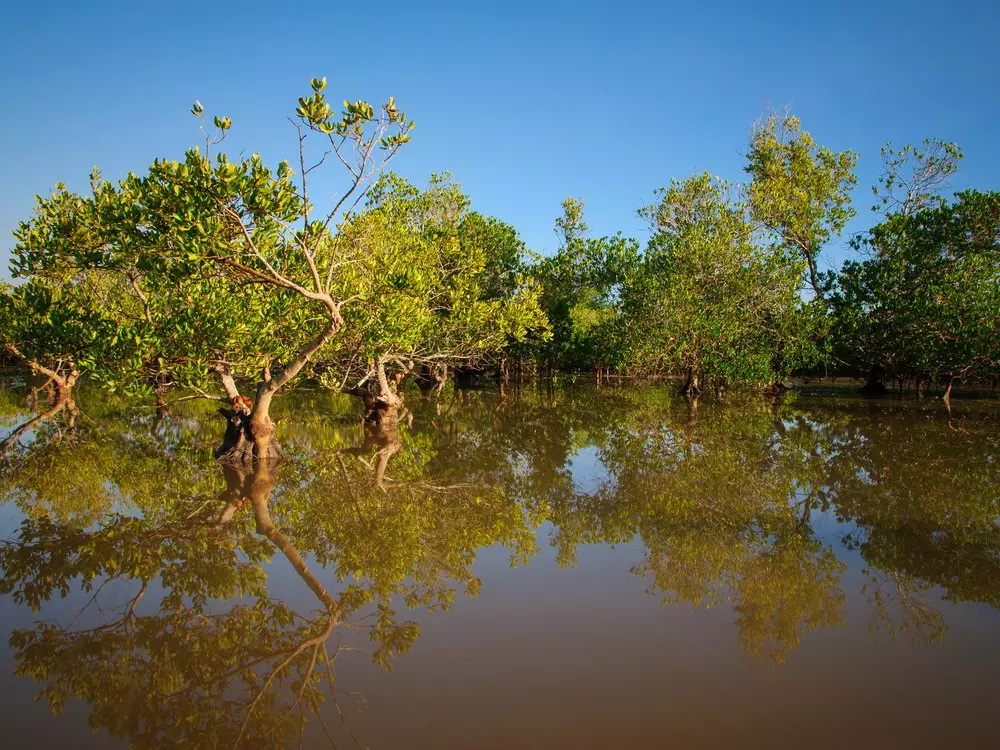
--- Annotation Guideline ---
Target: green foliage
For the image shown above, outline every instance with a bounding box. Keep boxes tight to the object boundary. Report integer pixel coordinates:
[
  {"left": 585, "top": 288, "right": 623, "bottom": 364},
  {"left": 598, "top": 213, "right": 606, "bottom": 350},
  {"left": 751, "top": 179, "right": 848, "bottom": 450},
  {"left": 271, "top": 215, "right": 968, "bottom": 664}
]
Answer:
[
  {"left": 3, "top": 84, "right": 996, "bottom": 400},
  {"left": 832, "top": 189, "right": 1000, "bottom": 384},
  {"left": 746, "top": 112, "right": 858, "bottom": 300},
  {"left": 312, "top": 173, "right": 547, "bottom": 387},
  {"left": 8, "top": 79, "right": 420, "bottom": 404},
  {"left": 0, "top": 277, "right": 106, "bottom": 383},
  {"left": 530, "top": 197, "right": 639, "bottom": 370},
  {"left": 618, "top": 173, "right": 817, "bottom": 386}
]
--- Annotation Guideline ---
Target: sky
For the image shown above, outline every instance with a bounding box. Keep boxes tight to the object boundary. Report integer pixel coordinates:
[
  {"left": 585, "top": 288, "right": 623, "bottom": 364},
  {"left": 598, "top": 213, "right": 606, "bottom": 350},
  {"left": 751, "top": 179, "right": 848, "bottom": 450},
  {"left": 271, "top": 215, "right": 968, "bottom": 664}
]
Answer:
[{"left": 1, "top": 0, "right": 998, "bottom": 279}]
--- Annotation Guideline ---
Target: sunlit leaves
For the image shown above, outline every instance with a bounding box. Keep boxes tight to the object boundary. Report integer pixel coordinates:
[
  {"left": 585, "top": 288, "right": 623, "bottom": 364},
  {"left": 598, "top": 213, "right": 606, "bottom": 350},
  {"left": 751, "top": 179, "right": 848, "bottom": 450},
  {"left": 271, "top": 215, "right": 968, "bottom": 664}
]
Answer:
[
  {"left": 746, "top": 112, "right": 858, "bottom": 300},
  {"left": 832, "top": 190, "right": 1000, "bottom": 384},
  {"left": 621, "top": 172, "right": 815, "bottom": 386}
]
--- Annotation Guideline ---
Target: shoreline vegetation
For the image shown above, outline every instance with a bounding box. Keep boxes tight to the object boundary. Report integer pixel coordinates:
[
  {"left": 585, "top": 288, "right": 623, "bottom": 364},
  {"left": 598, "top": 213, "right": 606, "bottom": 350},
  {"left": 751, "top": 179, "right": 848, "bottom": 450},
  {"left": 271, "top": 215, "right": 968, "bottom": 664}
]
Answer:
[{"left": 2, "top": 79, "right": 997, "bottom": 457}]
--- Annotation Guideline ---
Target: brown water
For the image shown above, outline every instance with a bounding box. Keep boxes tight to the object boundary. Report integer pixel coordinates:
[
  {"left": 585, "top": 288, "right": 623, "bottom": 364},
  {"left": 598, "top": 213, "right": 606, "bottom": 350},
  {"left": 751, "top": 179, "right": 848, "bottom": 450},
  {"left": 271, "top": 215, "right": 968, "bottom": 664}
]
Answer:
[{"left": 1, "top": 379, "right": 998, "bottom": 749}]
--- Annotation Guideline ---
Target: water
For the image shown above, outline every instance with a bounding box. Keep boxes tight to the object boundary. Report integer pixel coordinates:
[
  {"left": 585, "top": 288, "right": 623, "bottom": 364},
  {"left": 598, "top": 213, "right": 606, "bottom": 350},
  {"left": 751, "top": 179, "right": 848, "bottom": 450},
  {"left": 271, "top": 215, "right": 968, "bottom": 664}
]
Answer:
[{"left": 1, "top": 379, "right": 998, "bottom": 749}]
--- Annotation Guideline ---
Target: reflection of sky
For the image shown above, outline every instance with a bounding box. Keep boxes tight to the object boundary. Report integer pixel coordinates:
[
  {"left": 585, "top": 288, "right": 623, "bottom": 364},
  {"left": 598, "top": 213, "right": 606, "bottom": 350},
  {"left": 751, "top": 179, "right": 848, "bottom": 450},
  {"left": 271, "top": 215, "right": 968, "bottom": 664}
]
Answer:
[{"left": 565, "top": 443, "right": 607, "bottom": 495}]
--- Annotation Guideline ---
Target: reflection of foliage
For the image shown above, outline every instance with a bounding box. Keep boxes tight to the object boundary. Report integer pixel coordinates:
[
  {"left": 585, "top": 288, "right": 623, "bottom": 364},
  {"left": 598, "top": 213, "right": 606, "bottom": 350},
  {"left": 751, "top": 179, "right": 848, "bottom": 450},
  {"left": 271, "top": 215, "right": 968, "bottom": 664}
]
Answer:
[
  {"left": 827, "top": 400, "right": 1000, "bottom": 641},
  {"left": 2, "top": 381, "right": 1000, "bottom": 744},
  {"left": 10, "top": 598, "right": 331, "bottom": 748},
  {"left": 549, "top": 393, "right": 847, "bottom": 663},
  {"left": 1, "top": 388, "right": 219, "bottom": 526},
  {"left": 0, "top": 386, "right": 540, "bottom": 746},
  {"left": 860, "top": 568, "right": 947, "bottom": 645}
]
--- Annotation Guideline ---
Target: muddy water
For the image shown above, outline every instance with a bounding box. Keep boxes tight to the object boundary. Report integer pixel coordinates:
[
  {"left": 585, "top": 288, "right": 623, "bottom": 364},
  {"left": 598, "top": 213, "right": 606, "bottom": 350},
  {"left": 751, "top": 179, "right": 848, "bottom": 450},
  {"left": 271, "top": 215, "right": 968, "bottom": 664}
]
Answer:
[{"left": 1, "top": 380, "right": 998, "bottom": 748}]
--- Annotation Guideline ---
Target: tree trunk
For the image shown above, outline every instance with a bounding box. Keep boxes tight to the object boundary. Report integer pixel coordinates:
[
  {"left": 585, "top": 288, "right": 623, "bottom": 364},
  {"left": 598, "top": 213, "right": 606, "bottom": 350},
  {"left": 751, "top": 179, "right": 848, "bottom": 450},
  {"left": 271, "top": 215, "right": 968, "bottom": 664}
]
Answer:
[
  {"left": 943, "top": 375, "right": 955, "bottom": 403},
  {"left": 344, "top": 356, "right": 408, "bottom": 429},
  {"left": 214, "top": 399, "right": 285, "bottom": 463},
  {"left": 4, "top": 345, "right": 79, "bottom": 399},
  {"left": 681, "top": 367, "right": 701, "bottom": 396},
  {"left": 416, "top": 363, "right": 448, "bottom": 401},
  {"left": 213, "top": 309, "right": 341, "bottom": 463},
  {"left": 213, "top": 365, "right": 285, "bottom": 463}
]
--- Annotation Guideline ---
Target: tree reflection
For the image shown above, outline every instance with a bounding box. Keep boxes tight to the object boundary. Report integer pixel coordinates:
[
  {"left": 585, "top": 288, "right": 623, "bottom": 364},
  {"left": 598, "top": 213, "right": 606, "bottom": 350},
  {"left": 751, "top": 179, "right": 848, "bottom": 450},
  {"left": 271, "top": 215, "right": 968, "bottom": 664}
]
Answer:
[
  {"left": 546, "top": 392, "right": 846, "bottom": 663},
  {"left": 823, "top": 401, "right": 1000, "bottom": 643},
  {"left": 1, "top": 381, "right": 1000, "bottom": 745},
  {"left": 0, "top": 395, "right": 537, "bottom": 747}
]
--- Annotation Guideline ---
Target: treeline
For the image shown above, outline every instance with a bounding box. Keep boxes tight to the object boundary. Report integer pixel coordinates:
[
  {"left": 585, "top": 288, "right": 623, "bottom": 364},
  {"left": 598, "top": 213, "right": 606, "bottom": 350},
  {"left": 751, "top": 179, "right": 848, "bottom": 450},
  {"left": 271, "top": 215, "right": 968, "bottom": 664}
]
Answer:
[
  {"left": 2, "top": 80, "right": 998, "bottom": 457},
  {"left": 519, "top": 128, "right": 999, "bottom": 397}
]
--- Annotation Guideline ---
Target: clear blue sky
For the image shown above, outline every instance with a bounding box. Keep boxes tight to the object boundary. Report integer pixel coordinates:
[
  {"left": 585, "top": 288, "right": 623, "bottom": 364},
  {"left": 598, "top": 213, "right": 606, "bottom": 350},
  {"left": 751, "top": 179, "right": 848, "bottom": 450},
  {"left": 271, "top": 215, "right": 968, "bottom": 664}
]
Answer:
[{"left": 2, "top": 0, "right": 997, "bottom": 279}]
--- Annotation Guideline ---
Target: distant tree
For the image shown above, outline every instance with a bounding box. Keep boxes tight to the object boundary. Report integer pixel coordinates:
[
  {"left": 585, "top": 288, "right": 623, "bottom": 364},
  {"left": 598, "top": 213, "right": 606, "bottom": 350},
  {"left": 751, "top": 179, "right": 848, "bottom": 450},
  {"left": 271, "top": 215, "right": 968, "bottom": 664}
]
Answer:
[{"left": 531, "top": 198, "right": 639, "bottom": 372}]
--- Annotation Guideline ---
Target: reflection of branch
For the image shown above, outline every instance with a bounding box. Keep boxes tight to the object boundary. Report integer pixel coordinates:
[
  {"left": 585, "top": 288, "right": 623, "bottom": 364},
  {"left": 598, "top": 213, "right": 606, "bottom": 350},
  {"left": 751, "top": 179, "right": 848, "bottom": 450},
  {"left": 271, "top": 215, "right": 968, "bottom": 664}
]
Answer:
[
  {"left": 865, "top": 568, "right": 947, "bottom": 644},
  {"left": 57, "top": 580, "right": 148, "bottom": 637},
  {"left": 235, "top": 612, "right": 337, "bottom": 749},
  {"left": 0, "top": 393, "right": 76, "bottom": 459},
  {"left": 230, "top": 462, "right": 344, "bottom": 748},
  {"left": 252, "top": 494, "right": 338, "bottom": 614}
]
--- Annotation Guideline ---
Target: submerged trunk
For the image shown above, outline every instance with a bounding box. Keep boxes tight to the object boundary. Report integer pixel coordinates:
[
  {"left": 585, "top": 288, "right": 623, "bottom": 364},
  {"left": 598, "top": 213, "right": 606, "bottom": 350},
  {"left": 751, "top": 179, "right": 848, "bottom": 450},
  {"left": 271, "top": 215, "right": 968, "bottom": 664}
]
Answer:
[
  {"left": 859, "top": 365, "right": 886, "bottom": 396},
  {"left": 213, "top": 310, "right": 342, "bottom": 464},
  {"left": 215, "top": 399, "right": 285, "bottom": 463},
  {"left": 681, "top": 367, "right": 701, "bottom": 396},
  {"left": 213, "top": 365, "right": 285, "bottom": 463},
  {"left": 416, "top": 363, "right": 448, "bottom": 401},
  {"left": 4, "top": 346, "right": 79, "bottom": 398},
  {"left": 345, "top": 356, "right": 408, "bottom": 429}
]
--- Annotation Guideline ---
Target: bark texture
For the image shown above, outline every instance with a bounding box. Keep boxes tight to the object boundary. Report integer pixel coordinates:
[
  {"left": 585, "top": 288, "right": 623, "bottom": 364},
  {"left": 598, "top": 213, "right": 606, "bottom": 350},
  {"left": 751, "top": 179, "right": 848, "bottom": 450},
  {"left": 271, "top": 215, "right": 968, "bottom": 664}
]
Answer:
[{"left": 344, "top": 355, "right": 408, "bottom": 429}]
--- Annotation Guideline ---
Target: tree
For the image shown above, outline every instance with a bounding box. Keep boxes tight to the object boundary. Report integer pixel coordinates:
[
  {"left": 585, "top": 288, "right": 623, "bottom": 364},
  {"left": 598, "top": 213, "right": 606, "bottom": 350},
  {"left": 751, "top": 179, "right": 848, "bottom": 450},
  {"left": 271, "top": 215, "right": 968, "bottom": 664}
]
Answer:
[
  {"left": 11, "top": 77, "right": 416, "bottom": 462},
  {"left": 872, "top": 138, "right": 964, "bottom": 218},
  {"left": 620, "top": 173, "right": 811, "bottom": 392},
  {"left": 833, "top": 189, "right": 1000, "bottom": 395},
  {"left": 311, "top": 173, "right": 547, "bottom": 424},
  {"left": 0, "top": 278, "right": 97, "bottom": 396},
  {"left": 745, "top": 112, "right": 858, "bottom": 302},
  {"left": 530, "top": 197, "right": 638, "bottom": 373},
  {"left": 829, "top": 139, "right": 998, "bottom": 395}
]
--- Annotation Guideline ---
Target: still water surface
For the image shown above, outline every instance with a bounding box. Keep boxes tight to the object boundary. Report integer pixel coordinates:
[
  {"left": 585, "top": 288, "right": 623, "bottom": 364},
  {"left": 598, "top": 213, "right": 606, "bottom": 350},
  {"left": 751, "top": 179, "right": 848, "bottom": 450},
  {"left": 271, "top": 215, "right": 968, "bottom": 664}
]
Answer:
[{"left": 0, "top": 379, "right": 998, "bottom": 748}]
